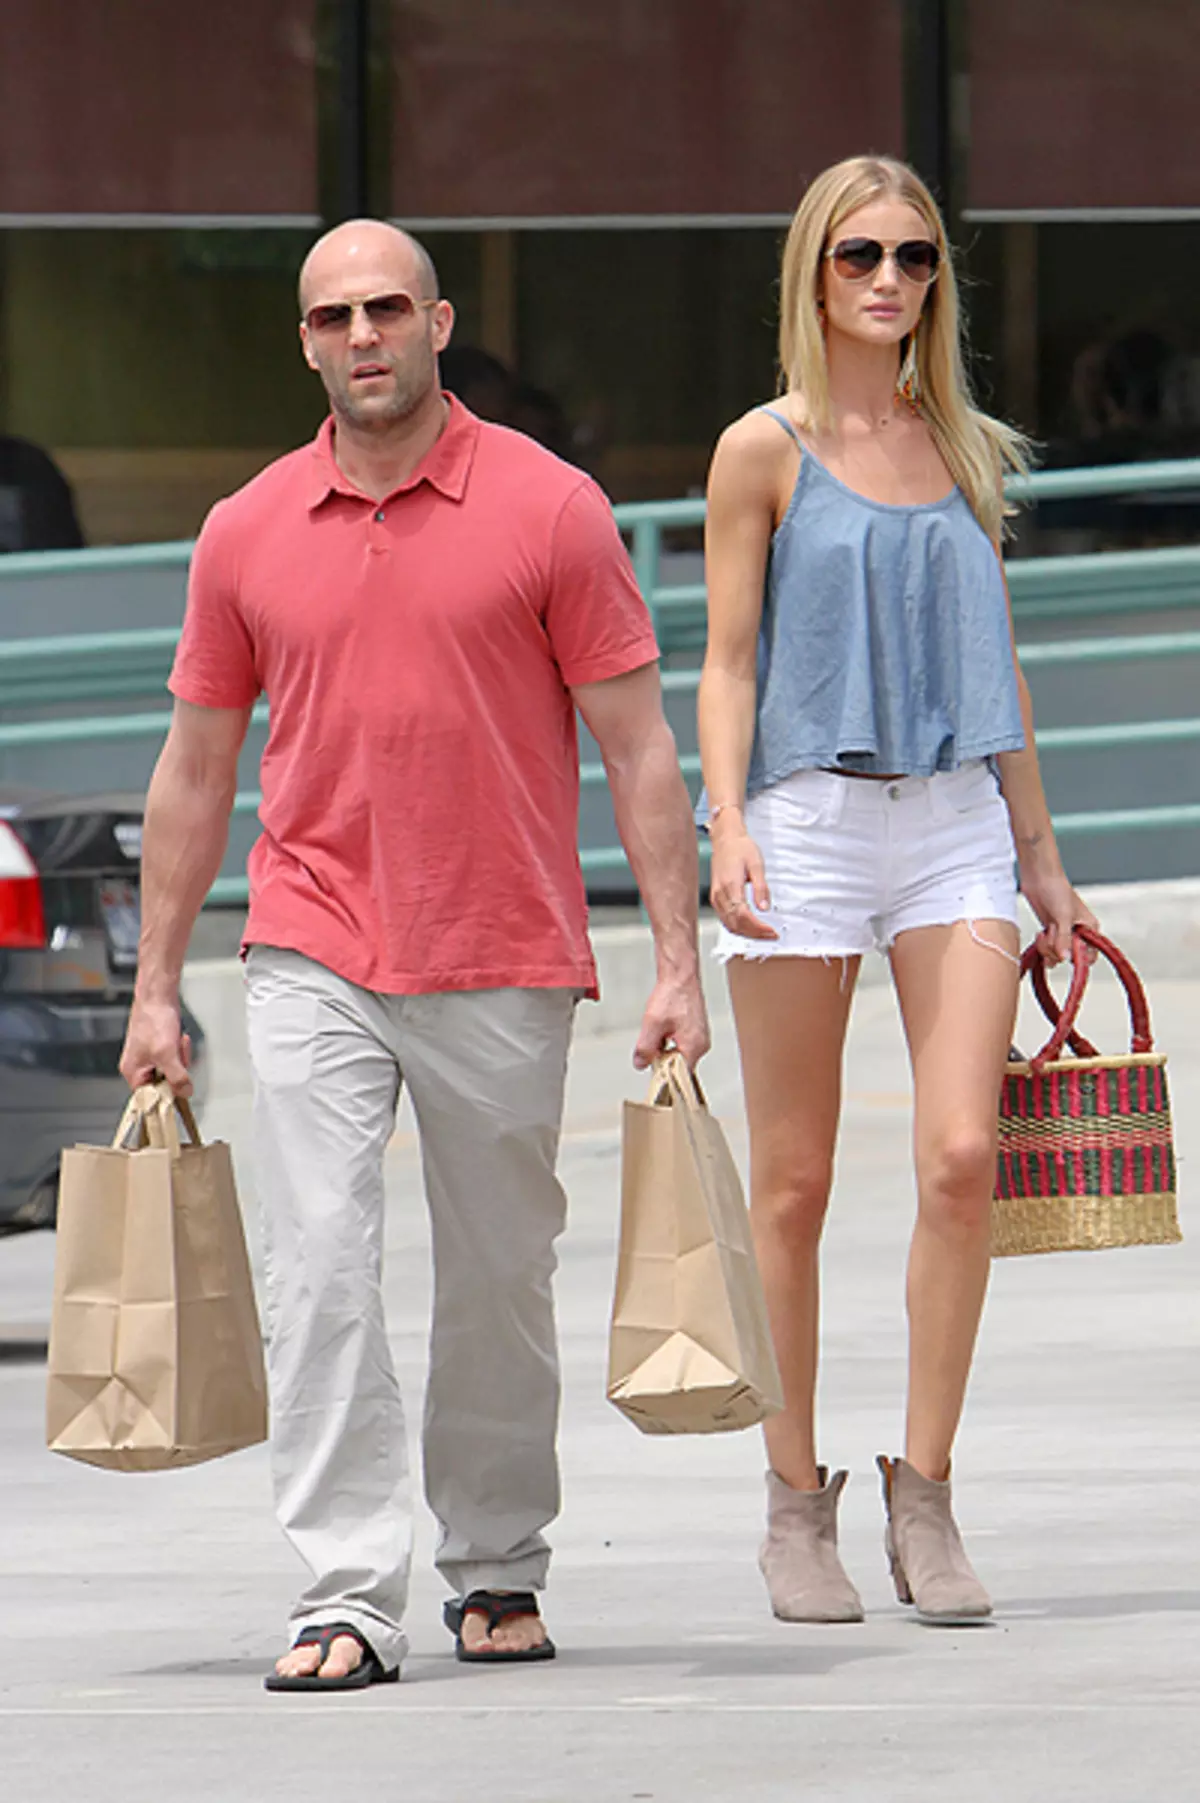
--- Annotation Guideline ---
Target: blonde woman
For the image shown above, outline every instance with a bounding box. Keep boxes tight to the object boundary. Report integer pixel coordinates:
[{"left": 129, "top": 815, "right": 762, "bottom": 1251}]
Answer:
[{"left": 698, "top": 156, "right": 1096, "bottom": 1624}]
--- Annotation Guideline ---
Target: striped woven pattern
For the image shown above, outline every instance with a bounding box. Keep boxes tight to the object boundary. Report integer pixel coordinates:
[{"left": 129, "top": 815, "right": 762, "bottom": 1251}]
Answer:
[{"left": 993, "top": 1056, "right": 1180, "bottom": 1256}]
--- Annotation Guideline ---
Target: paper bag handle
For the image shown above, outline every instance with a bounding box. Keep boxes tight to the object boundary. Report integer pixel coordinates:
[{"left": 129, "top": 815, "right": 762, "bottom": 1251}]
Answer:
[
  {"left": 112, "top": 1081, "right": 203, "bottom": 1156},
  {"left": 646, "top": 1049, "right": 709, "bottom": 1111}
]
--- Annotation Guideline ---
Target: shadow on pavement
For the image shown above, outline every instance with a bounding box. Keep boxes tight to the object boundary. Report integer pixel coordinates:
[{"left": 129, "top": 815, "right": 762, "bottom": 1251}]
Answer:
[
  {"left": 144, "top": 1656, "right": 273, "bottom": 1679},
  {"left": 139, "top": 1641, "right": 894, "bottom": 1686},
  {"left": 443, "top": 1640, "right": 895, "bottom": 1682},
  {"left": 1003, "top": 1591, "right": 1200, "bottom": 1621}
]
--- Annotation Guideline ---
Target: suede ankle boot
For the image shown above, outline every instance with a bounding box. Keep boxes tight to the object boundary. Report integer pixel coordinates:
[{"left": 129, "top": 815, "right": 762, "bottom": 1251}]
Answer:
[
  {"left": 876, "top": 1455, "right": 992, "bottom": 1624},
  {"left": 760, "top": 1467, "right": 864, "bottom": 1623}
]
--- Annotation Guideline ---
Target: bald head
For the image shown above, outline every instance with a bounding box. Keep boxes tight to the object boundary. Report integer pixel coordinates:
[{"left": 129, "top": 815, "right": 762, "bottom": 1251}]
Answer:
[{"left": 298, "top": 220, "right": 439, "bottom": 314}]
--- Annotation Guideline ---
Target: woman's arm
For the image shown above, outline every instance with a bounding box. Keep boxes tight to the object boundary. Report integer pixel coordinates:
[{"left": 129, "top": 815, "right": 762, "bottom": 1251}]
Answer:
[
  {"left": 994, "top": 561, "right": 1099, "bottom": 962},
  {"left": 697, "top": 416, "right": 787, "bottom": 940}
]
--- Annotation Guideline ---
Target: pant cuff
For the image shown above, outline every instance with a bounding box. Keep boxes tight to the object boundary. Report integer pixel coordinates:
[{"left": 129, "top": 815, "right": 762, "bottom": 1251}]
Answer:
[{"left": 440, "top": 1556, "right": 551, "bottom": 1599}]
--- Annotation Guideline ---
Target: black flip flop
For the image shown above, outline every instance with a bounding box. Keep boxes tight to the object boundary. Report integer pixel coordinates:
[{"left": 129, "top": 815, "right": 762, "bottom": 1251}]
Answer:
[
  {"left": 264, "top": 1621, "right": 400, "bottom": 1692},
  {"left": 443, "top": 1590, "right": 557, "bottom": 1664}
]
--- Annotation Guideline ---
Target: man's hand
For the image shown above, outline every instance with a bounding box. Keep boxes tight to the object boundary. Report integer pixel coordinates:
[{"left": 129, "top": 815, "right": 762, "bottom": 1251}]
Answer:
[
  {"left": 633, "top": 971, "right": 711, "bottom": 1071},
  {"left": 120, "top": 994, "right": 193, "bottom": 1095}
]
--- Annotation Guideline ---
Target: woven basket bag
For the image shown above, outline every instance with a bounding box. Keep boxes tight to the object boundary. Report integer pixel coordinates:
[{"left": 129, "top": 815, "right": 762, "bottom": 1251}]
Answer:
[{"left": 993, "top": 923, "right": 1180, "bottom": 1257}]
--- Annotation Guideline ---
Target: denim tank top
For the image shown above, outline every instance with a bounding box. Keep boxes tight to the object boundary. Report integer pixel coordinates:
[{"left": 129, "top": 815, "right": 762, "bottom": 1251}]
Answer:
[{"left": 737, "top": 407, "right": 1025, "bottom": 797}]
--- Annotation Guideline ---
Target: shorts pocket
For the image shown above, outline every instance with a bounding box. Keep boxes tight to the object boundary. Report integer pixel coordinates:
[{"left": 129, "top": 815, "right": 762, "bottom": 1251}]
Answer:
[
  {"left": 758, "top": 769, "right": 848, "bottom": 829},
  {"left": 934, "top": 762, "right": 1002, "bottom": 819}
]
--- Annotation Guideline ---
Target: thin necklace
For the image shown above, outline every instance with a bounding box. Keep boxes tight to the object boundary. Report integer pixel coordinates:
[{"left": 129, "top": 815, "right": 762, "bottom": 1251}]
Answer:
[{"left": 829, "top": 397, "right": 901, "bottom": 436}]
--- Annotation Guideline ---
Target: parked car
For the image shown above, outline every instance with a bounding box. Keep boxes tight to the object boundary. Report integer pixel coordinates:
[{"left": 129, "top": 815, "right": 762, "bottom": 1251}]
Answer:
[{"left": 0, "top": 787, "right": 205, "bottom": 1230}]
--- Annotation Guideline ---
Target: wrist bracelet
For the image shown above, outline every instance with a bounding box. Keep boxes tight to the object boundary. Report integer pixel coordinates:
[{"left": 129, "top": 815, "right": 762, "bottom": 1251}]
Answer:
[{"left": 706, "top": 801, "right": 744, "bottom": 833}]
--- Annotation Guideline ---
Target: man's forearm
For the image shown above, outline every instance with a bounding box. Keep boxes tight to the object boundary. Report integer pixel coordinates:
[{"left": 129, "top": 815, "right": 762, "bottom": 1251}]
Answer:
[
  {"left": 605, "top": 723, "right": 701, "bottom": 977},
  {"left": 136, "top": 750, "right": 236, "bottom": 1004}
]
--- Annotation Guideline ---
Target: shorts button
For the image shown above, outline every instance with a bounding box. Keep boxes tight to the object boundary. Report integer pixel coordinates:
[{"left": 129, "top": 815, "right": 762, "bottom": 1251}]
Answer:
[{"left": 888, "top": 784, "right": 901, "bottom": 800}]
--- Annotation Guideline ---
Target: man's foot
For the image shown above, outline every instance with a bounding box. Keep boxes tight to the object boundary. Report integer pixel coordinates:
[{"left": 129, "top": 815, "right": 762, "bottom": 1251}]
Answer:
[
  {"left": 443, "top": 1590, "right": 557, "bottom": 1663},
  {"left": 264, "top": 1622, "right": 400, "bottom": 1692},
  {"left": 274, "top": 1632, "right": 365, "bottom": 1682},
  {"left": 461, "top": 1599, "right": 548, "bottom": 1657}
]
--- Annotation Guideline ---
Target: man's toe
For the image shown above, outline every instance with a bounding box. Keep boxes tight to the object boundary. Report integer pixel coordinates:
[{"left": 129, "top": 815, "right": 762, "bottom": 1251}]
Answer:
[
  {"left": 492, "top": 1616, "right": 545, "bottom": 1654},
  {"left": 318, "top": 1633, "right": 365, "bottom": 1679},
  {"left": 460, "top": 1613, "right": 494, "bottom": 1655},
  {"left": 275, "top": 1644, "right": 322, "bottom": 1679}
]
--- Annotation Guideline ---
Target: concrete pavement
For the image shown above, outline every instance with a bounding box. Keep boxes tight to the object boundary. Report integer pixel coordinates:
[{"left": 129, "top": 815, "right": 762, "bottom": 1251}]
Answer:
[{"left": 1, "top": 957, "right": 1197, "bottom": 1801}]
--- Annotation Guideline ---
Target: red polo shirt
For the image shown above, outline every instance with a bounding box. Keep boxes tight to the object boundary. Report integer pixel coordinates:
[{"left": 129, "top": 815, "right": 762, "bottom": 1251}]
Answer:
[{"left": 170, "top": 399, "right": 658, "bottom": 995}]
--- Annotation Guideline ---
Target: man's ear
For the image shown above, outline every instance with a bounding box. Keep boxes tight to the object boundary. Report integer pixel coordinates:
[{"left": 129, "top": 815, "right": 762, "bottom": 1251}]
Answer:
[
  {"left": 299, "top": 323, "right": 320, "bottom": 373},
  {"left": 432, "top": 300, "right": 456, "bottom": 357}
]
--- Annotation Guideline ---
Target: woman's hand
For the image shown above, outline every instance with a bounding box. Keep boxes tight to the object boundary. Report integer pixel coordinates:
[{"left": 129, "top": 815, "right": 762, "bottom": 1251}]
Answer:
[
  {"left": 1019, "top": 855, "right": 1099, "bottom": 965},
  {"left": 709, "top": 813, "right": 779, "bottom": 941}
]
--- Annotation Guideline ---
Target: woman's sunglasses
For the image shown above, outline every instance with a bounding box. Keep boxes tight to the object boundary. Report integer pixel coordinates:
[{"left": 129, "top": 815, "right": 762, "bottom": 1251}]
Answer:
[
  {"left": 305, "top": 291, "right": 439, "bottom": 334},
  {"left": 826, "top": 238, "right": 940, "bottom": 285}
]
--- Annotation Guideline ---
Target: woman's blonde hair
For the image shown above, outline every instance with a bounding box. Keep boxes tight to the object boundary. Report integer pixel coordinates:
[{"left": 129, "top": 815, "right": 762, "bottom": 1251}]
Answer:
[{"left": 779, "top": 155, "right": 1028, "bottom": 541}]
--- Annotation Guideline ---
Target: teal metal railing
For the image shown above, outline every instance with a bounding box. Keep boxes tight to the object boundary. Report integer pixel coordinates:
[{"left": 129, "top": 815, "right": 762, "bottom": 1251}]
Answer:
[{"left": 2, "top": 456, "right": 1200, "bottom": 900}]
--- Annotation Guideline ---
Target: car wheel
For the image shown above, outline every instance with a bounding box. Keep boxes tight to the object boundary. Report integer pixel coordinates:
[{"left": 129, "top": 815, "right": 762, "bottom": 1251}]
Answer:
[{"left": 21, "top": 1176, "right": 59, "bottom": 1231}]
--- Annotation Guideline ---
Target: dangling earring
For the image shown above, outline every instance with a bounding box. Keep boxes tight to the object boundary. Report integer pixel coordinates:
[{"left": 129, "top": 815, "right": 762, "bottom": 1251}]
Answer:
[{"left": 897, "top": 328, "right": 920, "bottom": 405}]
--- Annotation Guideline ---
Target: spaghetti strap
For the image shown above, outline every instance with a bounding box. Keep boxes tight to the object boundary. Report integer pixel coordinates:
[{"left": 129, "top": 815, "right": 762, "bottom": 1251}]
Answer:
[{"left": 759, "top": 405, "right": 803, "bottom": 448}]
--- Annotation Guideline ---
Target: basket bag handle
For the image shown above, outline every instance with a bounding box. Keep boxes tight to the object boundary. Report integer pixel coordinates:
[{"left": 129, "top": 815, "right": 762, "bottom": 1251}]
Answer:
[{"left": 1023, "top": 924, "right": 1154, "bottom": 1074}]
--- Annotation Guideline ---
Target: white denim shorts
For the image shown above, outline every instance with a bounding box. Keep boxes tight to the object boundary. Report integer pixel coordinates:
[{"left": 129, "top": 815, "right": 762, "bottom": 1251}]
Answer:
[{"left": 714, "top": 760, "right": 1019, "bottom": 963}]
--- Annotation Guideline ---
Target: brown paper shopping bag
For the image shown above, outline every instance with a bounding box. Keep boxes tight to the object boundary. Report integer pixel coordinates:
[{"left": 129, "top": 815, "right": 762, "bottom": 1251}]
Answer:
[
  {"left": 607, "top": 1052, "right": 783, "bottom": 1434},
  {"left": 47, "top": 1081, "right": 268, "bottom": 1470}
]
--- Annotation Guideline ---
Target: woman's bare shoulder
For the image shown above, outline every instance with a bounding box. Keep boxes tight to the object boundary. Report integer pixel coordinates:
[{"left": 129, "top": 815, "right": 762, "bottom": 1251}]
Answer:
[
  {"left": 717, "top": 401, "right": 800, "bottom": 452},
  {"left": 711, "top": 402, "right": 800, "bottom": 494}
]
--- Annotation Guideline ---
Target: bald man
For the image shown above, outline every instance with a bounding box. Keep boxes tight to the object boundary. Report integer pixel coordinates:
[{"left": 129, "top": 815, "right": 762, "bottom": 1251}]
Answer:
[{"left": 121, "top": 221, "right": 708, "bottom": 1690}]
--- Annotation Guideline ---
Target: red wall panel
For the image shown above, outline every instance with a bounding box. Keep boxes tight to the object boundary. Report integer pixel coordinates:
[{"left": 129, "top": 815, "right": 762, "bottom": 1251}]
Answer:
[
  {"left": 391, "top": 0, "right": 904, "bottom": 220},
  {"left": 969, "top": 0, "right": 1200, "bottom": 213},
  {"left": 0, "top": 1, "right": 318, "bottom": 217}
]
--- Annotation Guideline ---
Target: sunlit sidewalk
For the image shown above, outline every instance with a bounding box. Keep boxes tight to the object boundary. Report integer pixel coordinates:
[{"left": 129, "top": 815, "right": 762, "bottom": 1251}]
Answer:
[{"left": 1, "top": 970, "right": 1197, "bottom": 1802}]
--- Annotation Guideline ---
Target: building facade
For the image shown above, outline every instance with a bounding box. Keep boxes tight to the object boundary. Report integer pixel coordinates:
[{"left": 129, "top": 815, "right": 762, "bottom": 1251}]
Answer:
[{"left": 0, "top": 0, "right": 1196, "bottom": 545}]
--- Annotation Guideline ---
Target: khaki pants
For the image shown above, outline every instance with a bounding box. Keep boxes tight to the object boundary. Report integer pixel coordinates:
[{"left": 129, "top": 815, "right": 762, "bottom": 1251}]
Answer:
[{"left": 245, "top": 946, "right": 576, "bottom": 1673}]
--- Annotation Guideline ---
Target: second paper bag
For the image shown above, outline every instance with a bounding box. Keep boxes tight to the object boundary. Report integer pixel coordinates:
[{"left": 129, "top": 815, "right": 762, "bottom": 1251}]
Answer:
[{"left": 607, "top": 1052, "right": 783, "bottom": 1434}]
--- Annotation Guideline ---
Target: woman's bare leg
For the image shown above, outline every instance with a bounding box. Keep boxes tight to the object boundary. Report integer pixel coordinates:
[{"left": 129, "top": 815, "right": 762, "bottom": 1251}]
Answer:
[
  {"left": 728, "top": 953, "right": 860, "bottom": 1490},
  {"left": 888, "top": 920, "right": 1020, "bottom": 1480}
]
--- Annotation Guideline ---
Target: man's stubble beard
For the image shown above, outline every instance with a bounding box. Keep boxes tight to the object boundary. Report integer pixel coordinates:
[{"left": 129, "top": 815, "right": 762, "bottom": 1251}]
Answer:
[{"left": 328, "top": 335, "right": 439, "bottom": 433}]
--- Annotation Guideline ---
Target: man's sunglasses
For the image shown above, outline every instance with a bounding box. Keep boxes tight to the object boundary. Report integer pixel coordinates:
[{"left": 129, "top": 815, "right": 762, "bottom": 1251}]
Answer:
[
  {"left": 304, "top": 291, "right": 439, "bottom": 334},
  {"left": 826, "top": 238, "right": 940, "bottom": 284}
]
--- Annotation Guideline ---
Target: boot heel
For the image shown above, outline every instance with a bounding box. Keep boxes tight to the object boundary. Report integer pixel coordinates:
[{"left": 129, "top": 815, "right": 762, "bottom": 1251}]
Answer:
[
  {"left": 886, "top": 1535, "right": 913, "bottom": 1605},
  {"left": 877, "top": 1457, "right": 913, "bottom": 1604}
]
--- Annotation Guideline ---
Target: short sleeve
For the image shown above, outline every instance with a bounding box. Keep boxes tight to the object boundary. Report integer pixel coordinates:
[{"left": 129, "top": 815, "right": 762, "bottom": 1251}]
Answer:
[
  {"left": 169, "top": 501, "right": 261, "bottom": 709},
  {"left": 544, "top": 478, "right": 660, "bottom": 688}
]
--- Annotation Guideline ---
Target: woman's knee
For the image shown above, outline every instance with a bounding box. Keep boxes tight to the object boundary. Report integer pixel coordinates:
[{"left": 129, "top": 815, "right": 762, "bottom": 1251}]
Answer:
[
  {"left": 752, "top": 1159, "right": 834, "bottom": 1245},
  {"left": 918, "top": 1127, "right": 997, "bottom": 1232}
]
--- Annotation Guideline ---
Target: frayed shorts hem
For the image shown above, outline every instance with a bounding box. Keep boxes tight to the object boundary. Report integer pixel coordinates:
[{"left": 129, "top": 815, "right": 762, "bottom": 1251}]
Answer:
[{"left": 714, "top": 900, "right": 1020, "bottom": 967}]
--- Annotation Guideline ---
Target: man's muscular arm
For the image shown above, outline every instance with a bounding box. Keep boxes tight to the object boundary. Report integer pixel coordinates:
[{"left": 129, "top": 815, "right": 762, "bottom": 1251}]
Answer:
[
  {"left": 572, "top": 663, "right": 710, "bottom": 1069},
  {"left": 120, "top": 699, "right": 251, "bottom": 1094}
]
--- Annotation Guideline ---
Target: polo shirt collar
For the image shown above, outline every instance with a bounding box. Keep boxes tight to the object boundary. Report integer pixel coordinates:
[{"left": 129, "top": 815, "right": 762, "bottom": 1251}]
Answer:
[{"left": 306, "top": 393, "right": 479, "bottom": 511}]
